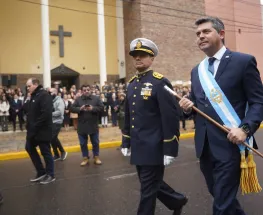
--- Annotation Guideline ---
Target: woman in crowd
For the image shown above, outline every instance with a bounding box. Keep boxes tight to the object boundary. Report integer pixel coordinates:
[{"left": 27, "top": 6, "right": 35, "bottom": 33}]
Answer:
[
  {"left": 0, "top": 95, "right": 10, "bottom": 131},
  {"left": 70, "top": 95, "right": 78, "bottom": 130},
  {"left": 115, "top": 93, "right": 126, "bottom": 131},
  {"left": 63, "top": 94, "right": 71, "bottom": 131},
  {"left": 100, "top": 93, "right": 108, "bottom": 128},
  {"left": 18, "top": 91, "right": 24, "bottom": 104}
]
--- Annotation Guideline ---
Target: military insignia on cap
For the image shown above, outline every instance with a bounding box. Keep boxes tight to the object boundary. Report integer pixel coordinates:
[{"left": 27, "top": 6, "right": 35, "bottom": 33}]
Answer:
[{"left": 136, "top": 40, "right": 142, "bottom": 49}]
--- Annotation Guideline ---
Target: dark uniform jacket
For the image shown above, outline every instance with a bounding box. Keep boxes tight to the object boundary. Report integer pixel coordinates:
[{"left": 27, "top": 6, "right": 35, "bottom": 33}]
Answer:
[
  {"left": 26, "top": 85, "right": 53, "bottom": 143},
  {"left": 122, "top": 70, "right": 180, "bottom": 166},
  {"left": 71, "top": 95, "right": 104, "bottom": 135}
]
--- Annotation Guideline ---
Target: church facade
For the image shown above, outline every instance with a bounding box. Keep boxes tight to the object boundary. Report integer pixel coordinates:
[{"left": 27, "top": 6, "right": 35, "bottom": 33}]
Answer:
[{"left": 0, "top": 0, "right": 262, "bottom": 89}]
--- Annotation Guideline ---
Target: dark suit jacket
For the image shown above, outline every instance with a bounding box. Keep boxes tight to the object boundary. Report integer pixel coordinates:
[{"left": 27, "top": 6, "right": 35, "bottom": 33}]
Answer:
[
  {"left": 190, "top": 49, "right": 263, "bottom": 161},
  {"left": 10, "top": 99, "right": 23, "bottom": 116}
]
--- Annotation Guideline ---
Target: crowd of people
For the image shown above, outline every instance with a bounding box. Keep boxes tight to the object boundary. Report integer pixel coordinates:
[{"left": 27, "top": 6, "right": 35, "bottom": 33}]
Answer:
[
  {"left": 0, "top": 81, "right": 127, "bottom": 131},
  {"left": 0, "top": 86, "right": 30, "bottom": 132},
  {"left": 0, "top": 82, "right": 192, "bottom": 133}
]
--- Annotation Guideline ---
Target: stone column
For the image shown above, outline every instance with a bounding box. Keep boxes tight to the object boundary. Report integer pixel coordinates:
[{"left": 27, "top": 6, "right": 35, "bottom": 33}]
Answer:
[
  {"left": 116, "top": 0, "right": 126, "bottom": 79},
  {"left": 97, "top": 0, "right": 107, "bottom": 88},
  {"left": 41, "top": 0, "right": 51, "bottom": 88}
]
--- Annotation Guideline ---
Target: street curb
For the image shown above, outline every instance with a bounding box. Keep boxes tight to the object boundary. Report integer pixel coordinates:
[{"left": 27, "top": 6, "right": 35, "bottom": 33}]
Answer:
[
  {"left": 0, "top": 132, "right": 196, "bottom": 161},
  {"left": 1, "top": 125, "right": 263, "bottom": 161}
]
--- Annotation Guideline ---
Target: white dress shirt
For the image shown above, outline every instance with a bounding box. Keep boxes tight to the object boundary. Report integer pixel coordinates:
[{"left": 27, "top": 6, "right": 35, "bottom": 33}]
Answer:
[{"left": 207, "top": 46, "right": 227, "bottom": 77}]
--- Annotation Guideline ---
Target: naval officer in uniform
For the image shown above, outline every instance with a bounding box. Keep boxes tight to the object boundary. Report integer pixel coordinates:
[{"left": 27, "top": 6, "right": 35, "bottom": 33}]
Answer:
[{"left": 121, "top": 38, "right": 188, "bottom": 215}]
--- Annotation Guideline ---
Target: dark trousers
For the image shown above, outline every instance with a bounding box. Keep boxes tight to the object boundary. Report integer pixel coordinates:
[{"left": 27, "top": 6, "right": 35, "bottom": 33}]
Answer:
[
  {"left": 78, "top": 132, "right": 99, "bottom": 158},
  {"left": 111, "top": 110, "right": 117, "bottom": 126},
  {"left": 51, "top": 123, "right": 65, "bottom": 157},
  {"left": 136, "top": 165, "right": 186, "bottom": 215},
  {"left": 25, "top": 140, "right": 54, "bottom": 177},
  {"left": 181, "top": 118, "right": 185, "bottom": 129},
  {"left": 0, "top": 116, "right": 8, "bottom": 131},
  {"left": 200, "top": 142, "right": 246, "bottom": 215},
  {"left": 12, "top": 112, "right": 23, "bottom": 130}
]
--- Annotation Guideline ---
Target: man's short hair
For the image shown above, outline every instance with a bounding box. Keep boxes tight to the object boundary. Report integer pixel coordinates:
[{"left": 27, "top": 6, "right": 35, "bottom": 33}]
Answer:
[
  {"left": 50, "top": 88, "right": 58, "bottom": 95},
  {"left": 195, "top": 16, "right": 225, "bottom": 33},
  {"left": 28, "top": 78, "right": 40, "bottom": 85},
  {"left": 81, "top": 84, "right": 90, "bottom": 90}
]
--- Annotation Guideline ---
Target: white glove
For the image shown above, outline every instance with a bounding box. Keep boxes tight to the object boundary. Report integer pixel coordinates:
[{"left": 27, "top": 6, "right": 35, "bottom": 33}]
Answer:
[
  {"left": 121, "top": 148, "right": 131, "bottom": 157},
  {"left": 164, "top": 155, "right": 175, "bottom": 166}
]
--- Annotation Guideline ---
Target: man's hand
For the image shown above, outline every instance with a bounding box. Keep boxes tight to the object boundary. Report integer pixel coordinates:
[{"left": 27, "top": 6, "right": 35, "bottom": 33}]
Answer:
[
  {"left": 86, "top": 105, "right": 93, "bottom": 111},
  {"left": 80, "top": 105, "right": 86, "bottom": 111},
  {"left": 179, "top": 96, "right": 194, "bottom": 112},
  {"left": 121, "top": 148, "right": 131, "bottom": 156},
  {"left": 163, "top": 155, "right": 175, "bottom": 166},
  {"left": 226, "top": 127, "right": 247, "bottom": 144}
]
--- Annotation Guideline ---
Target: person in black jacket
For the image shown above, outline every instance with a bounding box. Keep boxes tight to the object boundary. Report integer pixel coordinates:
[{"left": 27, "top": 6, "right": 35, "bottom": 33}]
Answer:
[
  {"left": 25, "top": 78, "right": 55, "bottom": 185},
  {"left": 10, "top": 94, "right": 23, "bottom": 131},
  {"left": 71, "top": 85, "right": 104, "bottom": 166}
]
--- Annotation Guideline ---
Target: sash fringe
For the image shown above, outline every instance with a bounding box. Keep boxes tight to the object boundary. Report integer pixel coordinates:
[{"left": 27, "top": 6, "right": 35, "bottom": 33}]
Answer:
[
  {"left": 247, "top": 152, "right": 262, "bottom": 194},
  {"left": 240, "top": 151, "right": 249, "bottom": 195}
]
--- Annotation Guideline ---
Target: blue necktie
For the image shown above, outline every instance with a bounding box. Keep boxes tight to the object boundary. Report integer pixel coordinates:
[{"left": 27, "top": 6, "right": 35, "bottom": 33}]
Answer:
[{"left": 208, "top": 57, "right": 216, "bottom": 75}]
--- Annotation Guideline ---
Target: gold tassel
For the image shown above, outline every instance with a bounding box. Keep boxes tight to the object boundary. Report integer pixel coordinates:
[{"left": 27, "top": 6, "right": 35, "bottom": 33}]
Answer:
[
  {"left": 240, "top": 151, "right": 249, "bottom": 195},
  {"left": 247, "top": 151, "right": 262, "bottom": 194}
]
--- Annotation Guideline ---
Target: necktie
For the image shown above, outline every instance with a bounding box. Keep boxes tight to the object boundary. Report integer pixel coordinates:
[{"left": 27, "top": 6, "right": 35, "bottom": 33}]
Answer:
[{"left": 208, "top": 57, "right": 216, "bottom": 75}]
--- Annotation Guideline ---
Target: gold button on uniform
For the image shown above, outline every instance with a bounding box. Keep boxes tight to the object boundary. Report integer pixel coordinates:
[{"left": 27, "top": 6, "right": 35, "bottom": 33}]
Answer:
[
  {"left": 133, "top": 102, "right": 135, "bottom": 105},
  {"left": 134, "top": 95, "right": 136, "bottom": 97},
  {"left": 137, "top": 79, "right": 139, "bottom": 82},
  {"left": 132, "top": 125, "right": 134, "bottom": 128},
  {"left": 135, "top": 87, "right": 137, "bottom": 89},
  {"left": 132, "top": 118, "right": 135, "bottom": 120},
  {"left": 132, "top": 110, "right": 134, "bottom": 113}
]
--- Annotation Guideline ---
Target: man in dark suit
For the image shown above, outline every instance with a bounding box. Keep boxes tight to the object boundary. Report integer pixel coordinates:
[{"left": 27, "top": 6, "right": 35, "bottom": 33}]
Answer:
[
  {"left": 179, "top": 17, "right": 263, "bottom": 215},
  {"left": 10, "top": 94, "right": 23, "bottom": 131},
  {"left": 121, "top": 38, "right": 188, "bottom": 215}
]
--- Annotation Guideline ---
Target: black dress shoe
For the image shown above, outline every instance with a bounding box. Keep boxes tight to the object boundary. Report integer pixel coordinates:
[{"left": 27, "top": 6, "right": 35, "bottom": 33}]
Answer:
[
  {"left": 173, "top": 208, "right": 182, "bottom": 215},
  {"left": 173, "top": 197, "right": 188, "bottom": 215}
]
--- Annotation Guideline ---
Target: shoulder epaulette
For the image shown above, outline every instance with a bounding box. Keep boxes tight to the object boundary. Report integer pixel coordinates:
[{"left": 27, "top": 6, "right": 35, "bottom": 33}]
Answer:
[
  {"left": 153, "top": 72, "right": 163, "bottom": 80},
  {"left": 128, "top": 75, "right": 137, "bottom": 83}
]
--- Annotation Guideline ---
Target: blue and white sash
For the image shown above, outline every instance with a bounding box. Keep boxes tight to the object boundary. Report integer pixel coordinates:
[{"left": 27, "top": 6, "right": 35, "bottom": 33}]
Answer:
[{"left": 198, "top": 58, "right": 252, "bottom": 151}]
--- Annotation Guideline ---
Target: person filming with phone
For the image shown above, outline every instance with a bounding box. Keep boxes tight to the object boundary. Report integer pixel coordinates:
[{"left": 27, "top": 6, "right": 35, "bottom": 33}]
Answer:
[{"left": 71, "top": 85, "right": 104, "bottom": 166}]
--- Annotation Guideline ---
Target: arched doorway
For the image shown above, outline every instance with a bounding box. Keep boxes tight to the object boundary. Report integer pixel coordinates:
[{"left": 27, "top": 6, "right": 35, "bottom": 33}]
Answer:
[{"left": 51, "top": 64, "right": 80, "bottom": 90}]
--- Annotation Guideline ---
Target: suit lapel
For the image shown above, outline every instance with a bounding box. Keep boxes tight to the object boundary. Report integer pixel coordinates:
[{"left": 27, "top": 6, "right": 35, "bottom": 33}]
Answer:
[{"left": 215, "top": 49, "right": 232, "bottom": 81}]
